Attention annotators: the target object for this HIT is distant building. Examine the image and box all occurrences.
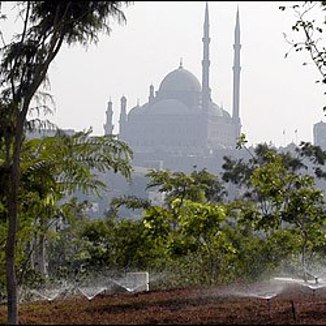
[313,121,326,149]
[104,3,242,173]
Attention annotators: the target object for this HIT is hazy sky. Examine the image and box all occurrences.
[4,1,326,147]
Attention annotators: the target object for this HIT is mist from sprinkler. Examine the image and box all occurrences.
[273,265,326,298]
[18,271,150,303]
[30,287,68,302]
[107,277,133,292]
[303,267,326,284]
[78,286,107,301]
[231,281,286,303]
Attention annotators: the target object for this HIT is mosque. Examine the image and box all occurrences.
[104,3,242,173]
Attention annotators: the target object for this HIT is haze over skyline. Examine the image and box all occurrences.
[10,1,325,147]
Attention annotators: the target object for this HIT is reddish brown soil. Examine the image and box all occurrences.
[1,282,326,324]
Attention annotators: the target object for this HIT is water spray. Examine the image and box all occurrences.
[18,271,151,303]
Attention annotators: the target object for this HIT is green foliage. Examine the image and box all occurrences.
[143,205,172,240]
[22,129,132,196]
[108,155,326,285]
[29,2,130,46]
[0,129,133,288]
[64,213,169,274]
[224,140,326,273]
[146,168,226,205]
[236,132,248,150]
[280,2,326,106]
[140,169,235,284]
[110,195,151,214]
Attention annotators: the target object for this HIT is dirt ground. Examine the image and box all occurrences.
[1,281,326,324]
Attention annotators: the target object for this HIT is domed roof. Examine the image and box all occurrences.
[128,103,149,116]
[208,102,232,119]
[158,65,201,93]
[209,102,223,117]
[149,99,190,114]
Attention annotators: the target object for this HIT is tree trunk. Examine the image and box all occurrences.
[6,155,20,324]
[29,239,35,270]
[35,232,48,276]
[202,237,216,285]
[4,30,64,321]
[302,228,308,282]
[6,217,18,325]
[6,120,23,324]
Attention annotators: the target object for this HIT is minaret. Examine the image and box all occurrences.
[119,95,127,139]
[202,2,211,110]
[104,98,114,135]
[232,6,242,141]
[148,84,154,103]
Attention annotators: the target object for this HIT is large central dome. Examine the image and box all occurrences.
[158,65,201,93]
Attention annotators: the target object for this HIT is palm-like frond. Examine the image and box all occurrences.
[22,128,132,197]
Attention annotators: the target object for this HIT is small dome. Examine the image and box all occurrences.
[209,102,231,118]
[149,99,190,114]
[209,102,223,117]
[159,66,201,93]
[128,103,149,116]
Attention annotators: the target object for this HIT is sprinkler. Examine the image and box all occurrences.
[255,292,277,311]
[78,287,106,301]
[291,300,297,322]
[32,288,65,302]
[301,281,326,297]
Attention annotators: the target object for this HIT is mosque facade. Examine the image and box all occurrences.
[104,3,242,172]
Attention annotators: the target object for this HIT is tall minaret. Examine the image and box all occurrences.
[119,95,127,139]
[202,2,211,110]
[232,6,241,141]
[104,98,114,135]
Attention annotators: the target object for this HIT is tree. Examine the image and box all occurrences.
[222,137,326,278]
[22,129,132,275]
[0,128,133,294]
[146,168,226,206]
[140,169,234,284]
[110,168,233,285]
[0,2,131,323]
[280,2,326,106]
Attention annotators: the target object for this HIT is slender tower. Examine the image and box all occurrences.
[148,84,154,103]
[202,2,211,111]
[104,98,114,135]
[119,95,127,139]
[232,6,242,141]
